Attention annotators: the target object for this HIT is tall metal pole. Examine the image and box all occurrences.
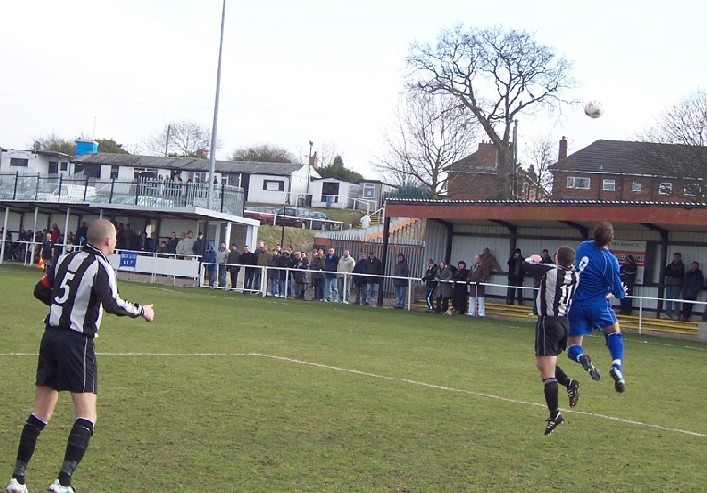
[305,140,313,205]
[207,0,226,210]
[512,120,518,199]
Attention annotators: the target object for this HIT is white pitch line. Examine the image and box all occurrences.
[1,351,704,437]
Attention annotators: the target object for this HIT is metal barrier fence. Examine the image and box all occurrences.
[0,173,245,216]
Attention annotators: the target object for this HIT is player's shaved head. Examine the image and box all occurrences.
[556,246,576,267]
[87,219,116,246]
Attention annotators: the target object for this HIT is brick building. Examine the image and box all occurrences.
[446,141,538,200]
[549,138,706,201]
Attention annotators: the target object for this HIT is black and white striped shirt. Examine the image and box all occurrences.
[43,243,143,337]
[524,261,579,317]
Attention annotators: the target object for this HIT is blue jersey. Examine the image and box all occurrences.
[573,240,625,304]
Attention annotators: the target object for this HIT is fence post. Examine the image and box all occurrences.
[12,171,19,199]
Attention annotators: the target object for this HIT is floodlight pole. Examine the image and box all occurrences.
[207,0,226,211]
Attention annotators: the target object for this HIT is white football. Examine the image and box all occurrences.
[584,100,603,118]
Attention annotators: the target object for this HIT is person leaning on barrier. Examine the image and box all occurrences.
[352,253,368,305]
[393,253,410,309]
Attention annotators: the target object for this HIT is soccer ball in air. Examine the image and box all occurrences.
[584,100,604,119]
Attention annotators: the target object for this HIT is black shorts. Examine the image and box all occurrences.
[534,316,569,357]
[35,328,98,394]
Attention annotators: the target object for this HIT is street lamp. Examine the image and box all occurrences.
[305,140,313,205]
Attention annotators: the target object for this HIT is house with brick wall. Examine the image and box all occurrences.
[446,141,538,200]
[549,138,706,201]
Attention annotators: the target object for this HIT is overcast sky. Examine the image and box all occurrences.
[1,0,705,178]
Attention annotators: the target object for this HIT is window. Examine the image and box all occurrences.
[60,162,69,171]
[48,161,59,174]
[567,176,590,189]
[632,181,642,192]
[684,185,696,197]
[659,183,673,195]
[363,183,376,198]
[263,180,284,191]
[602,179,616,191]
[110,165,119,179]
[10,158,28,167]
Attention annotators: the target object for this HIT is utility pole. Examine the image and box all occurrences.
[207,0,226,210]
[164,124,171,157]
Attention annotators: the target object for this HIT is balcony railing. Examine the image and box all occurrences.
[0,173,245,216]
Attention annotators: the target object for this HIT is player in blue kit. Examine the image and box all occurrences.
[567,222,627,392]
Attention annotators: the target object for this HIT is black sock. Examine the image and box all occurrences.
[13,414,47,484]
[543,378,559,416]
[555,366,571,387]
[58,418,93,487]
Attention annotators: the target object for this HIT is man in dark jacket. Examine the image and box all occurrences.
[681,261,703,320]
[226,243,241,290]
[422,259,439,312]
[452,261,469,314]
[192,232,206,259]
[393,253,410,309]
[664,252,685,320]
[352,253,368,304]
[323,248,340,302]
[365,251,384,306]
[506,248,525,305]
[240,245,257,292]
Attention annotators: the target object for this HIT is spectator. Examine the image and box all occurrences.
[40,233,54,272]
[619,254,638,315]
[226,243,241,290]
[76,222,88,246]
[481,247,502,273]
[202,241,217,288]
[506,248,525,305]
[422,259,439,313]
[467,255,491,318]
[157,241,168,254]
[293,251,310,299]
[275,250,291,297]
[393,253,410,309]
[267,248,280,296]
[436,261,454,314]
[365,251,384,306]
[216,241,230,289]
[192,232,206,259]
[254,242,272,293]
[681,261,703,321]
[323,248,339,302]
[664,252,685,320]
[167,231,179,255]
[352,253,368,305]
[452,261,469,315]
[240,245,257,292]
[181,231,196,259]
[309,249,325,301]
[337,249,356,304]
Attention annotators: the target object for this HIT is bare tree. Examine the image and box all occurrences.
[144,120,218,157]
[231,144,294,163]
[374,91,478,199]
[407,24,574,199]
[639,89,707,202]
[522,135,556,199]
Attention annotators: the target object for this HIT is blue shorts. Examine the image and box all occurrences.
[568,299,617,337]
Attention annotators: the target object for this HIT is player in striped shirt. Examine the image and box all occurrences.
[524,246,580,435]
[7,219,155,493]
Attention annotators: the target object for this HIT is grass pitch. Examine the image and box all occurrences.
[0,264,705,492]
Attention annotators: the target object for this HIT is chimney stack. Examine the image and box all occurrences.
[558,136,568,161]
